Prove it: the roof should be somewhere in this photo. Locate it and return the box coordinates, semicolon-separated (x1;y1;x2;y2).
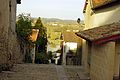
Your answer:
61;31;82;43
76;22;120;44
29;29;39;42
83;0;88;13
83;0;119;12
90;0;118;9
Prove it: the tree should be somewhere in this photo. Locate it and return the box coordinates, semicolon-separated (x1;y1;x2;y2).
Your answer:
34;17;47;53
16;14;32;43
16;14;33;63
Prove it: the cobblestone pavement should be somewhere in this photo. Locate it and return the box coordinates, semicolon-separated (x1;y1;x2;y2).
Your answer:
64;66;90;80
0;64;89;80
55;65;68;80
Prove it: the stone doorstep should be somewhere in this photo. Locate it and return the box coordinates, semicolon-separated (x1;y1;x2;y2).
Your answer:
113;75;119;80
67;76;90;80
2;71;15;74
76;73;90;80
80;78;90;80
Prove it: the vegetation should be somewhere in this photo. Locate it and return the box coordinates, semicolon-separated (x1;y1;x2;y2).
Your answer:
16;15;48;63
35;51;53;64
41;18;84;51
16;14;33;63
34;17;47;53
16;14;32;43
42;18;84;32
35;52;49;64
47;51;53;60
16;15;84;63
33;17;48;64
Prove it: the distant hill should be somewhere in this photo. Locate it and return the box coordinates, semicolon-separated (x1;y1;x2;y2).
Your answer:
40;18;85;51
42;18;77;24
41;18;84;24
17;16;85;31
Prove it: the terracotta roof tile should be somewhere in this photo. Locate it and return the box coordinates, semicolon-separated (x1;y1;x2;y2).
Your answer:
76;22;120;42
91;0;117;9
62;31;82;43
29;29;39;42
83;0;88;13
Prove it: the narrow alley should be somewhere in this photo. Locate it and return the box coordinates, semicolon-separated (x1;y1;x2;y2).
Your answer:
0;64;89;80
1;0;120;80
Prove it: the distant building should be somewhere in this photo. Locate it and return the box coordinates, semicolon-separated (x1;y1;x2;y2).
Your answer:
29;29;39;63
61;31;82;65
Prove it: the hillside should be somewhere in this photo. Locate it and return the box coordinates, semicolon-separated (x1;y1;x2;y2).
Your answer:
31;17;85;52
42;18;77;24
41;18;84;32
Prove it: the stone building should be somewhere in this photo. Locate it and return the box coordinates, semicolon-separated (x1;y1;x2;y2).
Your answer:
0;0;22;71
76;0;120;80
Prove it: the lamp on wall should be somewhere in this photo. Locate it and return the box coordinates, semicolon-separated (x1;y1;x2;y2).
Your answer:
77;18;81;24
17;0;21;4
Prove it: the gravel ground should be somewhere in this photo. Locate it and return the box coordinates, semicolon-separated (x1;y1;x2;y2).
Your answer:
0;64;89;80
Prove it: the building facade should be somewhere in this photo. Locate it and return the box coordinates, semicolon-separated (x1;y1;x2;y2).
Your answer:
77;0;120;80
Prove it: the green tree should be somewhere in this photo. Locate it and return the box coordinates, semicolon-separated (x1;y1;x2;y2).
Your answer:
34;17;47;53
16;14;33;63
16;14;32;42
34;17;47;37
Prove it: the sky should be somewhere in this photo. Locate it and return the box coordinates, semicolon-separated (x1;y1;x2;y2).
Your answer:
17;0;85;20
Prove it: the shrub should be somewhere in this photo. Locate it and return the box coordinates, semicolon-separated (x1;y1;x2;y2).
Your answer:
35;52;49;64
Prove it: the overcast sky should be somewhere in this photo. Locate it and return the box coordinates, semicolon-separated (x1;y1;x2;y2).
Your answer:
17;0;85;20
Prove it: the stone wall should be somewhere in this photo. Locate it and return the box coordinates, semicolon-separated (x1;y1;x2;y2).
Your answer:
8;0;22;64
0;0;22;71
0;0;9;64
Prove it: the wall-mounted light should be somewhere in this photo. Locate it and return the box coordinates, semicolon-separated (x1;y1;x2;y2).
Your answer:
77;18;81;24
17;0;21;4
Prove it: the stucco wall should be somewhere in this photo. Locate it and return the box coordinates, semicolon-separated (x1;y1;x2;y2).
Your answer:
82;0;93;74
83;1;120;77
90;42;115;80
81;40;90;74
84;1;120;28
93;4;120;27
114;40;120;75
83;0;94;30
